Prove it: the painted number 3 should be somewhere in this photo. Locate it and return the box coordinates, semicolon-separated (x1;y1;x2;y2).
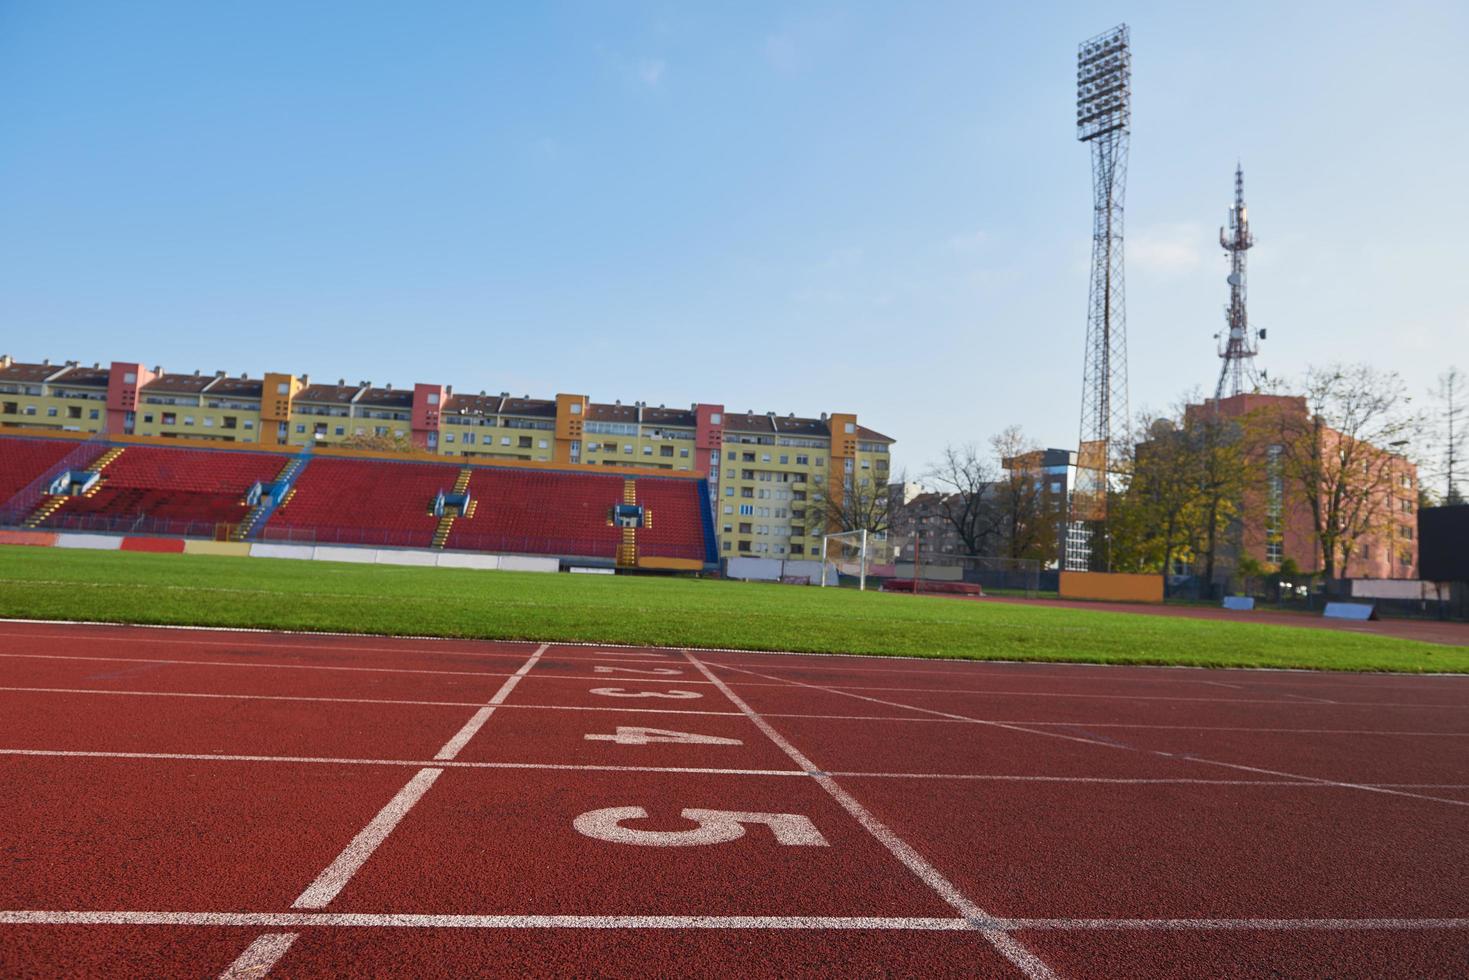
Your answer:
574;807;829;847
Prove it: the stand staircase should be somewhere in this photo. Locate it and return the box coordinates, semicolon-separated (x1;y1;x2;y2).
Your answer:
24;446;125;527
233;455;309;541
432;468;475;549
616;479;638;568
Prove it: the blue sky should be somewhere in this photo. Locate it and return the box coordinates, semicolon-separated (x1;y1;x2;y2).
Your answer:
2;1;1464;473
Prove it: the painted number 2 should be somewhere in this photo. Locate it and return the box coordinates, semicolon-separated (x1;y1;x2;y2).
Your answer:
584;726;742;746
589;687;702;699
574;807;829;847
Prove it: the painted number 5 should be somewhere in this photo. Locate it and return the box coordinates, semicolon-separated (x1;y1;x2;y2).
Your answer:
589;687;702;700
573;807;829;847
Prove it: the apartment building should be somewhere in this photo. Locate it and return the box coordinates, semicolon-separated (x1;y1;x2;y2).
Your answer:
0;354;893;558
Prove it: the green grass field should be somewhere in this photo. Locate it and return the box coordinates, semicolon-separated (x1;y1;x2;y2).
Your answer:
0;544;1463;673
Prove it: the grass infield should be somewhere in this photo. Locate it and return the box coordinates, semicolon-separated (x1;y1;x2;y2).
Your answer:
0;545;1463;673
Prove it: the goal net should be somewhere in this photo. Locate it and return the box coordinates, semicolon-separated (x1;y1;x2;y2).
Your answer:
819;529;875;589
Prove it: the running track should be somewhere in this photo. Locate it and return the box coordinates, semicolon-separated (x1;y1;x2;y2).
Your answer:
0;620;1465;978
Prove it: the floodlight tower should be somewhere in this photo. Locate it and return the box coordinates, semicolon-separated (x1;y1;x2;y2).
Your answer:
1068;24;1132;572
1215;164;1262;400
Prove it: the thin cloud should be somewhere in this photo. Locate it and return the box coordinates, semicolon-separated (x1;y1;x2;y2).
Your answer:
946;230;989;252
638;59;666;87
1130;223;1204;276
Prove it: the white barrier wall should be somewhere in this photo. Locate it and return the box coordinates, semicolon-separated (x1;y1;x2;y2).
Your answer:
311;545;379;564
54;533;122;550
248;543;315;561
569;566;615;574
435;553;501;570
725;557;783;581
498;555;560;573
1350;579;1433;601
374;549;440;567
724;557;825;583
247;541;552;573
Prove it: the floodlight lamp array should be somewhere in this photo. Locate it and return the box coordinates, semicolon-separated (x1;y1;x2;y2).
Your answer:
1075;26;1130;141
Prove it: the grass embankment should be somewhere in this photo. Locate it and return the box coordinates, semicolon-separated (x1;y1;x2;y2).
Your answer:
0;545;1463;673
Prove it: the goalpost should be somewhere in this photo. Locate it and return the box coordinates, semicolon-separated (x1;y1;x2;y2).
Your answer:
819;528;870;591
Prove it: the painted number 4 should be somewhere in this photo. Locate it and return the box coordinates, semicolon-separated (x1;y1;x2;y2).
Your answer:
584;726;742;746
574;807;829;847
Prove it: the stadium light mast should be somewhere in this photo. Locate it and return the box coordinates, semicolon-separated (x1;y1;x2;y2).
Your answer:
1214;163;1263;400
1068;24;1132;572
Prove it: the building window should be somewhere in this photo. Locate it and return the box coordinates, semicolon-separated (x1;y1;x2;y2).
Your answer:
295;424;305;433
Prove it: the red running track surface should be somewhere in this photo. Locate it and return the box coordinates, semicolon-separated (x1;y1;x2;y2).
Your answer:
0;619;1465;978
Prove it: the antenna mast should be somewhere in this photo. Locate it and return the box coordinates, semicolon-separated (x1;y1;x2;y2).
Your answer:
1215;164;1262;399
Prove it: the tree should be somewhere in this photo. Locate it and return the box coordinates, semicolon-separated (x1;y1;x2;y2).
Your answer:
1181;410;1250;587
805;465;894;541
1249;364;1420;580
339;431;416;454
922;443;1000;556
990;426;1058;562
1430;366;1466;506
1116;414;1199;576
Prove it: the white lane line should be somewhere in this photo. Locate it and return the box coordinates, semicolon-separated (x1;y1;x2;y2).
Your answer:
291;767;443;909
0;747;809;777
4;910;1468;931
0;686;744;717
1153;754;1469;808
217;932;299;979
1006;917;1469;931
435;644;548;760
0;651;708;686
0;627;544;660
683;652;1057;980
7;686;1464;737
9;749;1465;789
716;664;1147;751
720;676;1465;710
0;651;523;680
287;643;550;913
715;663;1469;809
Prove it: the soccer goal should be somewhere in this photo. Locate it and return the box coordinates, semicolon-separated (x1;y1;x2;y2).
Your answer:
819;528;872;590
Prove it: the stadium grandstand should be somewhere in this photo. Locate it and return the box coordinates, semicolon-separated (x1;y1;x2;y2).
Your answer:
0;430;716;571
1;352;893;562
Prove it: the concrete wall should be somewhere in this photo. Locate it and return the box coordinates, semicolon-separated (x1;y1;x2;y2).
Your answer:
498;555;559;573
434;553;500;570
0;530;58;547
183;540;252;557
1059;571;1164;603
894;562;964;582
1350;579;1433;601
53;533;122;550
310;545;379;564
248;543;315;561
374;549;440;567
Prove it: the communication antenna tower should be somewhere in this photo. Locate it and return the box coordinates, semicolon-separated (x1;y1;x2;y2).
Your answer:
1215;164;1264;399
1068;24;1131;572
